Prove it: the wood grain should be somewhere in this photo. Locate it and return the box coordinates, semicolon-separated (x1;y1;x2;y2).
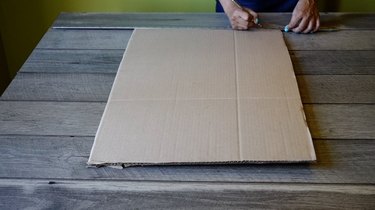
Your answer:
284;30;375;50
53;12;231;29
0;136;374;183
1;179;374;209
297;75;375;104
2;73;374;104
0;101;105;136
291;50;375;75
20;49;123;74
53;13;375;30
36;29;133;50
1;73;114;102
0;101;373;139
1;13;375;209
305;104;375;139
36;29;375;51
19;49;375;75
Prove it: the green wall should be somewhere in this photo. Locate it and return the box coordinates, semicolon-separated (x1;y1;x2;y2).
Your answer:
0;0;374;94
338;0;375;11
0;0;215;94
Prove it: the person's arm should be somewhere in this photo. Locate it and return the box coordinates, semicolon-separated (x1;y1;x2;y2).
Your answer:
219;0;258;30
287;0;320;33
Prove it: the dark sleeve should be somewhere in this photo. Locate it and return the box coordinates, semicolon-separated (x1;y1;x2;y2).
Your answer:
215;0;298;12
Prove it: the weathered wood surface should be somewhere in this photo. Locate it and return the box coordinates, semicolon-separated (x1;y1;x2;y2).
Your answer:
0;135;374;183
1;179;375;209
20;49;123;74
36;29;375;50
285;30;375;50
19;49;375;75
54;13;230;29
297;75;375;104
305;104;375;139
36;29;133;50
1;13;375;209
1;73;114;102
290;50;375;75
2;73;375;104
0;101;374;139
53;13;375;30
0;101;104;136
1;179;374;209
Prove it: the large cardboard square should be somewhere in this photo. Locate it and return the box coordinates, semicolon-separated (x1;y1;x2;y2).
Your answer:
88;28;316;166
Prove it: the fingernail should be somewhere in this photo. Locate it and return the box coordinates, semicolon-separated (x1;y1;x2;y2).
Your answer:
284;25;289;32
254;18;259;24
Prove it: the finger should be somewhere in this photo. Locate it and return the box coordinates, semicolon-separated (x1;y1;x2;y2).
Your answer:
292;17;309;33
230;20;237;30
231;17;248;30
234;16;250;29
288;14;302;30
231;19;248;30
238;26;247;30
231;12;249;29
233;10;250;21
236;15;256;28
233;24;246;31
244;8;258;22
303;20;315;34
313;18;320;32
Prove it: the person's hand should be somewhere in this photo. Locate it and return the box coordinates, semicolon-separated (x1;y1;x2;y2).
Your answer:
219;0;258;30
288;0;320;33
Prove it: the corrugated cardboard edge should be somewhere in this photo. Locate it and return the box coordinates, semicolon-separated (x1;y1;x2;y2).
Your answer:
87;160;317;169
298;104;317;162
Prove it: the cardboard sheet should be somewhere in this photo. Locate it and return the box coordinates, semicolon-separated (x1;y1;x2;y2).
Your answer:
88;29;316;166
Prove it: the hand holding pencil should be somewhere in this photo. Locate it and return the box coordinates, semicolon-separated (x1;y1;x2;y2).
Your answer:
219;0;260;30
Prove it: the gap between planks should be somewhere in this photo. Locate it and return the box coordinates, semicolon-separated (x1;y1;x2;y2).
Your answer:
0;178;373;209
2;73;374;104
0;135;374;183
1;178;375;188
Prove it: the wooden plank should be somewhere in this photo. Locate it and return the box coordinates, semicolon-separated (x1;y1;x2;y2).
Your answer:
53;13;375;30
36;29;133;50
1;73;114;102
36;29;375;50
1;180;374;209
0;135;374;183
297;75;375;104
0;101;373;139
53;13;231;29
0;101;104;136
20;49;375;75
291;50;375;75
20;49;123;74
305;104;375;139
2;73;374;104
284;30;375;50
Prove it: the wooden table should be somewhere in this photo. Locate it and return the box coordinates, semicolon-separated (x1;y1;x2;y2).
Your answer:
0;13;374;209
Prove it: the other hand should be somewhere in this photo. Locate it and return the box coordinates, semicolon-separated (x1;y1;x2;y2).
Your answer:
288;0;320;33
220;0;259;30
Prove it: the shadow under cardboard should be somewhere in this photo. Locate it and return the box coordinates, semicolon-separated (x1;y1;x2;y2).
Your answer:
87;142;334;183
